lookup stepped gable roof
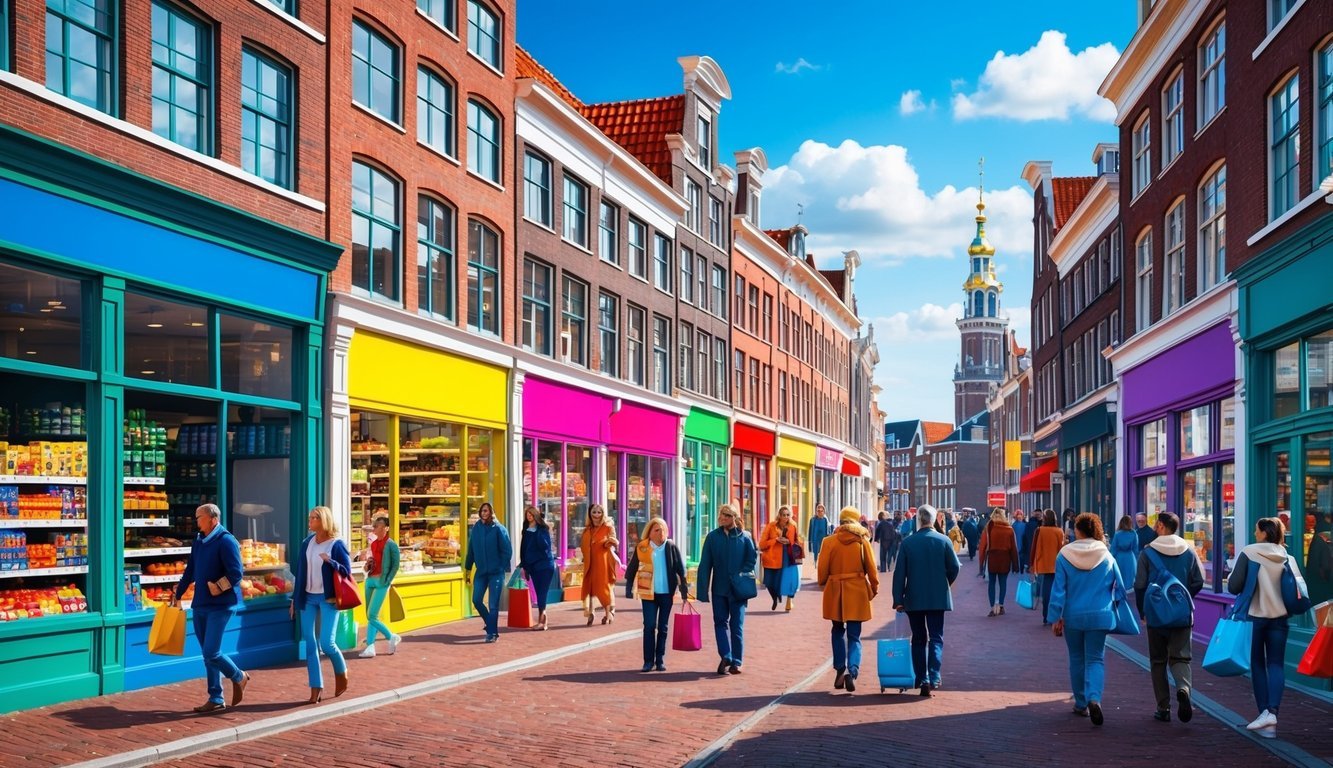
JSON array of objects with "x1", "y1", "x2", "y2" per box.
[
  {"x1": 580, "y1": 95, "x2": 685, "y2": 185},
  {"x1": 923, "y1": 421, "x2": 955, "y2": 445},
  {"x1": 515, "y1": 46, "x2": 584, "y2": 111},
  {"x1": 1051, "y1": 176, "x2": 1096, "y2": 232}
]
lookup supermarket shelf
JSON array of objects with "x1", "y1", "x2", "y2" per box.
[
  {"x1": 399, "y1": 448, "x2": 460, "y2": 455},
  {"x1": 242, "y1": 563, "x2": 286, "y2": 572},
  {"x1": 350, "y1": 494, "x2": 391, "y2": 499},
  {"x1": 138, "y1": 574, "x2": 182, "y2": 584},
  {"x1": 398, "y1": 494, "x2": 463, "y2": 499},
  {"x1": 0, "y1": 518, "x2": 88, "y2": 528},
  {"x1": 400, "y1": 516, "x2": 456, "y2": 523},
  {"x1": 351, "y1": 450, "x2": 390, "y2": 456},
  {"x1": 124, "y1": 477, "x2": 165, "y2": 486},
  {"x1": 0, "y1": 565, "x2": 89, "y2": 579},
  {"x1": 123, "y1": 518, "x2": 171, "y2": 528},
  {"x1": 369, "y1": 473, "x2": 392, "y2": 478},
  {"x1": 125, "y1": 547, "x2": 192, "y2": 558},
  {"x1": 0, "y1": 475, "x2": 87, "y2": 485},
  {"x1": 399, "y1": 471, "x2": 459, "y2": 477}
]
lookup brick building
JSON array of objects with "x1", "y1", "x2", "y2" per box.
[
  {"x1": 884, "y1": 420, "x2": 953, "y2": 513},
  {"x1": 986, "y1": 332, "x2": 1033, "y2": 513}
]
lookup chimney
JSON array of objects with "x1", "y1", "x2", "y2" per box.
[
  {"x1": 1092, "y1": 142, "x2": 1119, "y2": 177},
  {"x1": 734, "y1": 148, "x2": 767, "y2": 225},
  {"x1": 842, "y1": 249, "x2": 860, "y2": 304}
]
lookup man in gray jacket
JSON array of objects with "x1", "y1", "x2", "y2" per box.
[
  {"x1": 1133, "y1": 511, "x2": 1204, "y2": 723},
  {"x1": 892, "y1": 505, "x2": 960, "y2": 697}
]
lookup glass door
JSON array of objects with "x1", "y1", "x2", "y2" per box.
[{"x1": 1303, "y1": 434, "x2": 1332, "y2": 609}]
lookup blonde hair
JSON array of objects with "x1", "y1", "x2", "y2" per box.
[
  {"x1": 309, "y1": 505, "x2": 338, "y2": 537},
  {"x1": 990, "y1": 508, "x2": 1007, "y2": 523},
  {"x1": 643, "y1": 516, "x2": 670, "y2": 541}
]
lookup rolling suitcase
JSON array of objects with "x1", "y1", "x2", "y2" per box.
[{"x1": 877, "y1": 614, "x2": 915, "y2": 693}]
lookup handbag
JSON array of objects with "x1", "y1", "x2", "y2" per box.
[
  {"x1": 730, "y1": 572, "x2": 759, "y2": 601},
  {"x1": 1016, "y1": 577, "x2": 1036, "y2": 610},
  {"x1": 1297, "y1": 622, "x2": 1333, "y2": 678},
  {"x1": 333, "y1": 569, "x2": 362, "y2": 611},
  {"x1": 671, "y1": 601, "x2": 703, "y2": 651},
  {"x1": 782, "y1": 525, "x2": 805, "y2": 565},
  {"x1": 148, "y1": 604, "x2": 186, "y2": 656},
  {"x1": 388, "y1": 585, "x2": 406, "y2": 622},
  {"x1": 1204, "y1": 563, "x2": 1259, "y2": 677},
  {"x1": 1109, "y1": 580, "x2": 1140, "y2": 636}
]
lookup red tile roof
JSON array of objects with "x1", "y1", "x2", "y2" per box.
[
  {"x1": 1051, "y1": 176, "x2": 1097, "y2": 232},
  {"x1": 1010, "y1": 332, "x2": 1027, "y2": 358},
  {"x1": 580, "y1": 96, "x2": 685, "y2": 185},
  {"x1": 923, "y1": 421, "x2": 955, "y2": 445},
  {"x1": 515, "y1": 46, "x2": 584, "y2": 111},
  {"x1": 819, "y1": 269, "x2": 846, "y2": 299},
  {"x1": 764, "y1": 228, "x2": 795, "y2": 251}
]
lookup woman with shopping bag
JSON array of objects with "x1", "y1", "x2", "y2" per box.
[
  {"x1": 818, "y1": 506, "x2": 879, "y2": 693},
  {"x1": 290, "y1": 506, "x2": 353, "y2": 704},
  {"x1": 624, "y1": 517, "x2": 689, "y2": 671},
  {"x1": 519, "y1": 506, "x2": 556, "y2": 630},
  {"x1": 759, "y1": 506, "x2": 803, "y2": 612},
  {"x1": 580, "y1": 504, "x2": 619, "y2": 626},
  {"x1": 357, "y1": 514, "x2": 401, "y2": 658}
]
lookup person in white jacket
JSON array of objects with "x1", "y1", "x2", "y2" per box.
[{"x1": 1227, "y1": 516, "x2": 1307, "y2": 739}]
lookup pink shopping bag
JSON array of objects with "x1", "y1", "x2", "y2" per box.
[{"x1": 672, "y1": 601, "x2": 702, "y2": 652}]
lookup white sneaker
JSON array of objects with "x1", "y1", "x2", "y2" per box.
[
  {"x1": 357, "y1": 645, "x2": 376, "y2": 659},
  {"x1": 1256, "y1": 725, "x2": 1278, "y2": 740},
  {"x1": 1245, "y1": 710, "x2": 1276, "y2": 731},
  {"x1": 388, "y1": 634, "x2": 402, "y2": 654}
]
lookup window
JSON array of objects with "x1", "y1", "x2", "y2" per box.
[
  {"x1": 748, "y1": 286, "x2": 759, "y2": 335},
  {"x1": 709, "y1": 196, "x2": 724, "y2": 248},
  {"x1": 1199, "y1": 20, "x2": 1225, "y2": 127},
  {"x1": 762, "y1": 364, "x2": 771, "y2": 417},
  {"x1": 0, "y1": 0, "x2": 9, "y2": 71},
  {"x1": 467, "y1": 100, "x2": 500, "y2": 182},
  {"x1": 467, "y1": 0, "x2": 500, "y2": 70},
  {"x1": 652, "y1": 316, "x2": 670, "y2": 395},
  {"x1": 241, "y1": 48, "x2": 292, "y2": 189},
  {"x1": 779, "y1": 371, "x2": 788, "y2": 421},
  {"x1": 562, "y1": 276, "x2": 587, "y2": 366},
  {"x1": 417, "y1": 67, "x2": 455, "y2": 157},
  {"x1": 749, "y1": 358, "x2": 759, "y2": 414},
  {"x1": 762, "y1": 294, "x2": 773, "y2": 342},
  {"x1": 151, "y1": 3, "x2": 210, "y2": 153},
  {"x1": 523, "y1": 152, "x2": 551, "y2": 226},
  {"x1": 1271, "y1": 75, "x2": 1301, "y2": 219},
  {"x1": 562, "y1": 175, "x2": 589, "y2": 247},
  {"x1": 679, "y1": 322, "x2": 694, "y2": 391},
  {"x1": 1164, "y1": 201, "x2": 1185, "y2": 314},
  {"x1": 599, "y1": 201, "x2": 619, "y2": 265},
  {"x1": 653, "y1": 234, "x2": 672, "y2": 293},
  {"x1": 1269, "y1": 0, "x2": 1297, "y2": 31},
  {"x1": 733, "y1": 350, "x2": 745, "y2": 408},
  {"x1": 264, "y1": 0, "x2": 293, "y2": 13},
  {"x1": 1136, "y1": 229, "x2": 1153, "y2": 331},
  {"x1": 352, "y1": 20, "x2": 399, "y2": 123},
  {"x1": 417, "y1": 0, "x2": 453, "y2": 31},
  {"x1": 697, "y1": 330, "x2": 710, "y2": 397},
  {"x1": 1162, "y1": 71, "x2": 1184, "y2": 167},
  {"x1": 417, "y1": 196, "x2": 455, "y2": 319},
  {"x1": 628, "y1": 218, "x2": 647, "y2": 278},
  {"x1": 522, "y1": 258, "x2": 552, "y2": 356},
  {"x1": 1132, "y1": 112, "x2": 1152, "y2": 197},
  {"x1": 351, "y1": 161, "x2": 400, "y2": 302},
  {"x1": 1319, "y1": 42, "x2": 1333, "y2": 185},
  {"x1": 711, "y1": 266, "x2": 726, "y2": 319},
  {"x1": 1199, "y1": 164, "x2": 1226, "y2": 292},
  {"x1": 780, "y1": 306, "x2": 790, "y2": 350},
  {"x1": 697, "y1": 109, "x2": 712, "y2": 169},
  {"x1": 467, "y1": 219, "x2": 500, "y2": 334},
  {"x1": 733, "y1": 276, "x2": 745, "y2": 330},
  {"x1": 598, "y1": 292, "x2": 618, "y2": 376},
  {"x1": 714, "y1": 338, "x2": 726, "y2": 402},
  {"x1": 627, "y1": 305, "x2": 645, "y2": 386},
  {"x1": 696, "y1": 255, "x2": 708, "y2": 312},
  {"x1": 686, "y1": 181, "x2": 702, "y2": 233},
  {"x1": 46, "y1": 0, "x2": 116, "y2": 113},
  {"x1": 680, "y1": 247, "x2": 694, "y2": 303}
]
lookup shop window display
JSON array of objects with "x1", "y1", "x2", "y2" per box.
[
  {"x1": 1303, "y1": 435, "x2": 1332, "y2": 608},
  {"x1": 523, "y1": 440, "x2": 591, "y2": 590},
  {"x1": 731, "y1": 454, "x2": 769, "y2": 535},
  {"x1": 220, "y1": 313, "x2": 294, "y2": 401}
]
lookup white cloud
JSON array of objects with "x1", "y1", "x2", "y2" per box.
[
  {"x1": 951, "y1": 30, "x2": 1119, "y2": 122},
  {"x1": 762, "y1": 139, "x2": 1033, "y2": 264},
  {"x1": 775, "y1": 58, "x2": 821, "y2": 75},
  {"x1": 873, "y1": 303, "x2": 963, "y2": 343},
  {"x1": 898, "y1": 90, "x2": 936, "y2": 116}
]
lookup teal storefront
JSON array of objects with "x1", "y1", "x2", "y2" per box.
[
  {"x1": 1234, "y1": 210, "x2": 1333, "y2": 689},
  {"x1": 682, "y1": 408, "x2": 729, "y2": 566},
  {"x1": 0, "y1": 126, "x2": 339, "y2": 712}
]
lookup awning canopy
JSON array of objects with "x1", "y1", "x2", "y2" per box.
[
  {"x1": 1020, "y1": 458, "x2": 1058, "y2": 493},
  {"x1": 840, "y1": 457, "x2": 861, "y2": 476}
]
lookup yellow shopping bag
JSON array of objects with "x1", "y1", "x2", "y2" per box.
[
  {"x1": 148, "y1": 604, "x2": 186, "y2": 656},
  {"x1": 388, "y1": 586, "x2": 406, "y2": 622}
]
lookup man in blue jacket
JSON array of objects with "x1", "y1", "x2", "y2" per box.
[
  {"x1": 807, "y1": 504, "x2": 831, "y2": 568},
  {"x1": 1133, "y1": 511, "x2": 1204, "y2": 724},
  {"x1": 697, "y1": 504, "x2": 758, "y2": 675},
  {"x1": 892, "y1": 505, "x2": 960, "y2": 697},
  {"x1": 172, "y1": 503, "x2": 248, "y2": 713},
  {"x1": 464, "y1": 503, "x2": 512, "y2": 643}
]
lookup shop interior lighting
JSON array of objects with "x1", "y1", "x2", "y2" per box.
[{"x1": 146, "y1": 308, "x2": 163, "y2": 328}]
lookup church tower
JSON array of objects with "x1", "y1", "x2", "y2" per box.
[{"x1": 953, "y1": 169, "x2": 1009, "y2": 426}]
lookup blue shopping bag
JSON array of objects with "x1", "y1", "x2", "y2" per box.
[
  {"x1": 1204, "y1": 564, "x2": 1258, "y2": 677},
  {"x1": 1016, "y1": 577, "x2": 1035, "y2": 610}
]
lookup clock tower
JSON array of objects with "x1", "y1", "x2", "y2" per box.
[{"x1": 953, "y1": 176, "x2": 1009, "y2": 426}]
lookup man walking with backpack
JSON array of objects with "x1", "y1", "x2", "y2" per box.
[{"x1": 1133, "y1": 512, "x2": 1204, "y2": 723}]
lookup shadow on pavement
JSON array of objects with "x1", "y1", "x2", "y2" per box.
[{"x1": 524, "y1": 669, "x2": 713, "y2": 685}]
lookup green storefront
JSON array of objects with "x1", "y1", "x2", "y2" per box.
[
  {"x1": 0, "y1": 127, "x2": 339, "y2": 712},
  {"x1": 682, "y1": 408, "x2": 729, "y2": 566},
  {"x1": 1234, "y1": 210, "x2": 1333, "y2": 688}
]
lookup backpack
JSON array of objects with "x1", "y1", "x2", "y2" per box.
[
  {"x1": 1143, "y1": 548, "x2": 1194, "y2": 629},
  {"x1": 1280, "y1": 556, "x2": 1312, "y2": 616}
]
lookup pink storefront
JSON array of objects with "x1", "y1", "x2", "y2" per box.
[{"x1": 520, "y1": 377, "x2": 679, "y2": 599}]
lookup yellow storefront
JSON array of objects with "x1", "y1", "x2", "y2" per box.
[
  {"x1": 776, "y1": 435, "x2": 815, "y2": 532},
  {"x1": 346, "y1": 331, "x2": 508, "y2": 633}
]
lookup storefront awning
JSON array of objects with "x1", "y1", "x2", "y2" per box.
[
  {"x1": 1020, "y1": 458, "x2": 1058, "y2": 493},
  {"x1": 840, "y1": 457, "x2": 861, "y2": 477}
]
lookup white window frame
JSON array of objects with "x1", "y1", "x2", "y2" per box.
[
  {"x1": 1164, "y1": 200, "x2": 1185, "y2": 315},
  {"x1": 522, "y1": 150, "x2": 551, "y2": 227},
  {"x1": 686, "y1": 180, "x2": 702, "y2": 234},
  {"x1": 1136, "y1": 229, "x2": 1154, "y2": 332},
  {"x1": 561, "y1": 174, "x2": 589, "y2": 248},
  {"x1": 1268, "y1": 0, "x2": 1298, "y2": 32},
  {"x1": 1198, "y1": 162, "x2": 1227, "y2": 293},
  {"x1": 1162, "y1": 70, "x2": 1184, "y2": 168},
  {"x1": 1132, "y1": 112, "x2": 1152, "y2": 198},
  {"x1": 1198, "y1": 19, "x2": 1225, "y2": 129}
]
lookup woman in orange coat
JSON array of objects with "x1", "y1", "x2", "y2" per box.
[
  {"x1": 580, "y1": 504, "x2": 619, "y2": 626},
  {"x1": 1031, "y1": 509, "x2": 1066, "y2": 625},
  {"x1": 759, "y1": 506, "x2": 804, "y2": 612},
  {"x1": 978, "y1": 507, "x2": 1019, "y2": 617},
  {"x1": 818, "y1": 507, "x2": 879, "y2": 692}
]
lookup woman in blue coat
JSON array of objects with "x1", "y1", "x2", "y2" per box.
[
  {"x1": 519, "y1": 506, "x2": 556, "y2": 630},
  {"x1": 1047, "y1": 513, "x2": 1124, "y2": 727},
  {"x1": 1109, "y1": 515, "x2": 1139, "y2": 591},
  {"x1": 290, "y1": 505, "x2": 353, "y2": 704}
]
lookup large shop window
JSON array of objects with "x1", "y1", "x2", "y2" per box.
[
  {"x1": 731, "y1": 454, "x2": 769, "y2": 535},
  {"x1": 616, "y1": 453, "x2": 669, "y2": 558},
  {"x1": 1267, "y1": 436, "x2": 1333, "y2": 610},
  {"x1": 777, "y1": 466, "x2": 807, "y2": 524},
  {"x1": 684, "y1": 440, "x2": 727, "y2": 563},
  {"x1": 523, "y1": 440, "x2": 591, "y2": 582},
  {"x1": 124, "y1": 293, "x2": 209, "y2": 387},
  {"x1": 0, "y1": 261, "x2": 85, "y2": 369}
]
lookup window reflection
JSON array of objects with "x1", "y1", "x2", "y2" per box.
[
  {"x1": 0, "y1": 261, "x2": 85, "y2": 369},
  {"x1": 125, "y1": 292, "x2": 209, "y2": 386},
  {"x1": 220, "y1": 313, "x2": 293, "y2": 400}
]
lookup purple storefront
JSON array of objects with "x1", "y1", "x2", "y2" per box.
[
  {"x1": 519, "y1": 376, "x2": 680, "y2": 601},
  {"x1": 1121, "y1": 321, "x2": 1239, "y2": 637}
]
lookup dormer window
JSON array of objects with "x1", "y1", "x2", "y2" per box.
[{"x1": 696, "y1": 105, "x2": 713, "y2": 170}]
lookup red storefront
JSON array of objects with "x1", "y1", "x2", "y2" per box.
[{"x1": 731, "y1": 423, "x2": 776, "y2": 533}]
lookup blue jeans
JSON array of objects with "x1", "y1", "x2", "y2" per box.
[
  {"x1": 528, "y1": 566, "x2": 555, "y2": 612},
  {"x1": 642, "y1": 594, "x2": 673, "y2": 665},
  {"x1": 710, "y1": 594, "x2": 746, "y2": 666},
  {"x1": 907, "y1": 610, "x2": 945, "y2": 686},
  {"x1": 1251, "y1": 616, "x2": 1289, "y2": 714},
  {"x1": 299, "y1": 597, "x2": 346, "y2": 689},
  {"x1": 1038, "y1": 573, "x2": 1054, "y2": 619},
  {"x1": 192, "y1": 608, "x2": 243, "y2": 705},
  {"x1": 1064, "y1": 628, "x2": 1109, "y2": 709},
  {"x1": 988, "y1": 571, "x2": 1010, "y2": 607},
  {"x1": 472, "y1": 573, "x2": 504, "y2": 637},
  {"x1": 831, "y1": 620, "x2": 863, "y2": 677},
  {"x1": 364, "y1": 576, "x2": 393, "y2": 646}
]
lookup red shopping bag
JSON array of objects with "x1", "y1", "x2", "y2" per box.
[
  {"x1": 671, "y1": 601, "x2": 702, "y2": 652},
  {"x1": 1297, "y1": 625, "x2": 1333, "y2": 678},
  {"x1": 508, "y1": 574, "x2": 532, "y2": 628},
  {"x1": 333, "y1": 570, "x2": 362, "y2": 611}
]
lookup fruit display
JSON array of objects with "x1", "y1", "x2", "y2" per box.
[
  {"x1": 142, "y1": 583, "x2": 192, "y2": 606},
  {"x1": 125, "y1": 534, "x2": 186, "y2": 550},
  {"x1": 0, "y1": 585, "x2": 86, "y2": 620},
  {"x1": 239, "y1": 570, "x2": 293, "y2": 600},
  {"x1": 1, "y1": 441, "x2": 87, "y2": 478},
  {"x1": 423, "y1": 524, "x2": 461, "y2": 565},
  {"x1": 123, "y1": 410, "x2": 167, "y2": 478},
  {"x1": 144, "y1": 561, "x2": 186, "y2": 576},
  {"x1": 351, "y1": 440, "x2": 389, "y2": 453},
  {"x1": 399, "y1": 549, "x2": 425, "y2": 574},
  {"x1": 239, "y1": 539, "x2": 284, "y2": 569}
]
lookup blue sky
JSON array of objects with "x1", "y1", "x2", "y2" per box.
[{"x1": 517, "y1": 0, "x2": 1139, "y2": 423}]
